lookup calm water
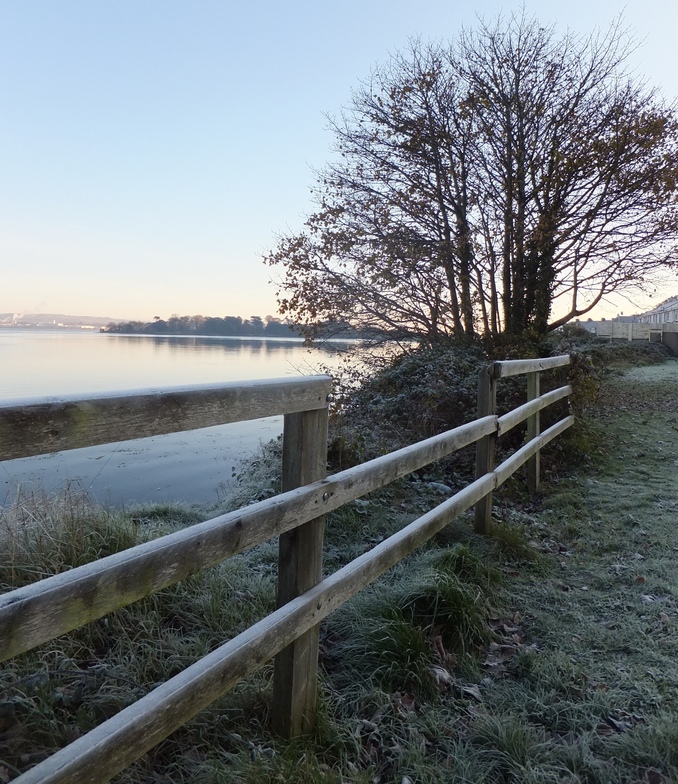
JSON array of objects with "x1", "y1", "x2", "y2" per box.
[
  {"x1": 0, "y1": 329, "x2": 344, "y2": 400},
  {"x1": 0, "y1": 329, "x2": 348, "y2": 506}
]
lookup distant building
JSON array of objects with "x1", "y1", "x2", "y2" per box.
[
  {"x1": 607, "y1": 314, "x2": 637, "y2": 323},
  {"x1": 638, "y1": 295, "x2": 678, "y2": 325}
]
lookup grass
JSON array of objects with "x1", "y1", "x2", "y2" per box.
[{"x1": 2, "y1": 357, "x2": 678, "y2": 782}]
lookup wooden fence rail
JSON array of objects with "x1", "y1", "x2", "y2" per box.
[
  {"x1": 0, "y1": 376, "x2": 332, "y2": 461},
  {"x1": 0, "y1": 356, "x2": 572, "y2": 784}
]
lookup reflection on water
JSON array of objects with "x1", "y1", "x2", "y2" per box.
[
  {"x1": 0, "y1": 329, "x2": 352, "y2": 401},
  {"x1": 117, "y1": 334, "x2": 331, "y2": 354}
]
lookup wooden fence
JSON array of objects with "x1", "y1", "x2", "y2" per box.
[{"x1": 0, "y1": 357, "x2": 572, "y2": 784}]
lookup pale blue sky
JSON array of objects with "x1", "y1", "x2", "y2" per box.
[{"x1": 1, "y1": 0, "x2": 677, "y2": 321}]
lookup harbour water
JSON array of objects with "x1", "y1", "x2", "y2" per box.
[{"x1": 0, "y1": 329, "x2": 348, "y2": 506}]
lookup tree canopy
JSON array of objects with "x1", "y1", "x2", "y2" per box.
[
  {"x1": 267, "y1": 14, "x2": 678, "y2": 340},
  {"x1": 103, "y1": 314, "x2": 301, "y2": 337}
]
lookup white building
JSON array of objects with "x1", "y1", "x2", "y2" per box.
[{"x1": 638, "y1": 295, "x2": 678, "y2": 325}]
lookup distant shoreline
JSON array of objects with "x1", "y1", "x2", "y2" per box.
[{"x1": 0, "y1": 324, "x2": 101, "y2": 331}]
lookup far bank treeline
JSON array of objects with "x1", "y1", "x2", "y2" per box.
[{"x1": 101, "y1": 314, "x2": 364, "y2": 339}]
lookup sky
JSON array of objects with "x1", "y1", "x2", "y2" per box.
[{"x1": 1, "y1": 1, "x2": 677, "y2": 322}]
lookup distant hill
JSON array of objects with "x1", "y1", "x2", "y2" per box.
[{"x1": 1, "y1": 313, "x2": 119, "y2": 327}]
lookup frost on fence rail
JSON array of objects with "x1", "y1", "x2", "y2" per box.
[
  {"x1": 475, "y1": 354, "x2": 572, "y2": 533},
  {"x1": 493, "y1": 354, "x2": 570, "y2": 378},
  {"x1": 0, "y1": 376, "x2": 333, "y2": 461}
]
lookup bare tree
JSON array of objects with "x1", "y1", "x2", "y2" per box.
[
  {"x1": 267, "y1": 14, "x2": 678, "y2": 340},
  {"x1": 463, "y1": 15, "x2": 678, "y2": 332}
]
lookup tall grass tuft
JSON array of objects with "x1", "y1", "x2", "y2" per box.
[
  {"x1": 0, "y1": 485, "x2": 139, "y2": 587},
  {"x1": 0, "y1": 488, "x2": 279, "y2": 780}
]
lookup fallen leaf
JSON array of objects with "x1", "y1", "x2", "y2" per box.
[
  {"x1": 461, "y1": 684, "x2": 483, "y2": 702},
  {"x1": 433, "y1": 635, "x2": 457, "y2": 668},
  {"x1": 396, "y1": 692, "x2": 416, "y2": 713},
  {"x1": 604, "y1": 716, "x2": 629, "y2": 733},
  {"x1": 643, "y1": 767, "x2": 667, "y2": 784},
  {"x1": 429, "y1": 666, "x2": 454, "y2": 690},
  {"x1": 487, "y1": 618, "x2": 520, "y2": 635},
  {"x1": 595, "y1": 723, "x2": 615, "y2": 737},
  {"x1": 484, "y1": 645, "x2": 519, "y2": 669},
  {"x1": 355, "y1": 719, "x2": 377, "y2": 738}
]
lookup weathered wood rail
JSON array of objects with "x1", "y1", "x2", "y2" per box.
[{"x1": 0, "y1": 357, "x2": 572, "y2": 784}]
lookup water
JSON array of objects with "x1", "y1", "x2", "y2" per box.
[
  {"x1": 0, "y1": 329, "x2": 349, "y2": 506},
  {"x1": 0, "y1": 329, "x2": 343, "y2": 399}
]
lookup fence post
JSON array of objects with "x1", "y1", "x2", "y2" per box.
[
  {"x1": 526, "y1": 371, "x2": 540, "y2": 493},
  {"x1": 272, "y1": 406, "x2": 328, "y2": 737},
  {"x1": 474, "y1": 363, "x2": 497, "y2": 534}
]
